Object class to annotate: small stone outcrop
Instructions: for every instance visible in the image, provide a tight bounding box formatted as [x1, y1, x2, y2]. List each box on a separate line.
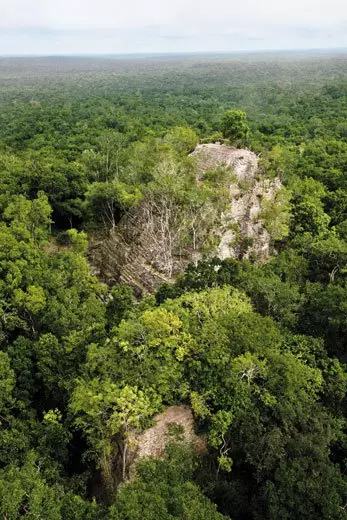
[191, 143, 282, 261]
[191, 143, 258, 179]
[128, 405, 206, 478]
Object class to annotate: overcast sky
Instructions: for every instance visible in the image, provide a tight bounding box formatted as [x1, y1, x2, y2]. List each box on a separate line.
[1, 0, 347, 55]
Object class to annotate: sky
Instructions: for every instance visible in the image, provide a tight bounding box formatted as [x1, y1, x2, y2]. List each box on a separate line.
[1, 0, 347, 55]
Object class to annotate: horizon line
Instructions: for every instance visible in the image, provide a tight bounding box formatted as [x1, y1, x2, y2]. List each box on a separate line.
[1, 46, 347, 59]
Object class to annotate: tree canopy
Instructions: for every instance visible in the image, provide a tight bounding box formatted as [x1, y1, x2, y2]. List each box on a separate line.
[0, 54, 346, 520]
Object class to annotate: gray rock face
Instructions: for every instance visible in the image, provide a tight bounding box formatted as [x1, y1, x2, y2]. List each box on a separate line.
[191, 143, 258, 180]
[191, 143, 282, 261]
[127, 405, 206, 480]
[89, 143, 282, 294]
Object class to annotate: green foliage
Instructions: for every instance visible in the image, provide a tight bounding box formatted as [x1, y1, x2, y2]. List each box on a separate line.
[4, 191, 52, 242]
[0, 452, 61, 520]
[221, 110, 250, 143]
[0, 351, 15, 413]
[106, 284, 135, 327]
[290, 177, 331, 238]
[57, 229, 89, 254]
[264, 437, 347, 520]
[84, 181, 142, 228]
[83, 130, 129, 183]
[259, 186, 291, 241]
[0, 451, 102, 520]
[164, 126, 199, 154]
[109, 446, 227, 520]
[71, 381, 160, 491]
[0, 55, 347, 520]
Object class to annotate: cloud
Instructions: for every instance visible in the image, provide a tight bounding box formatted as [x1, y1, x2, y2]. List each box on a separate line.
[1, 0, 347, 54]
[3, 0, 347, 28]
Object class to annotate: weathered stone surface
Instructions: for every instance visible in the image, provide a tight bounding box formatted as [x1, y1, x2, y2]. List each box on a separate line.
[192, 143, 281, 261]
[89, 143, 282, 293]
[191, 143, 258, 180]
[128, 405, 206, 478]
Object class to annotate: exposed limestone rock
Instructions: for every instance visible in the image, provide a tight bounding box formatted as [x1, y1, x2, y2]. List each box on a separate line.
[191, 143, 282, 261]
[191, 143, 258, 180]
[128, 405, 206, 478]
[88, 215, 173, 295]
[89, 143, 282, 294]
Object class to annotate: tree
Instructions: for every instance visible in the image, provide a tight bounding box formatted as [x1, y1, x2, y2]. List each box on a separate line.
[109, 445, 228, 520]
[0, 351, 15, 415]
[142, 156, 229, 276]
[0, 451, 102, 520]
[221, 110, 250, 143]
[4, 191, 52, 243]
[70, 381, 159, 492]
[259, 186, 292, 241]
[299, 282, 347, 357]
[106, 284, 135, 328]
[84, 181, 142, 229]
[83, 130, 128, 183]
[264, 434, 347, 520]
[0, 452, 61, 520]
[289, 177, 330, 239]
[164, 126, 199, 155]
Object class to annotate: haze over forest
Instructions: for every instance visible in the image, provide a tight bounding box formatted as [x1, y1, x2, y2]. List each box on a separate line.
[1, 0, 347, 55]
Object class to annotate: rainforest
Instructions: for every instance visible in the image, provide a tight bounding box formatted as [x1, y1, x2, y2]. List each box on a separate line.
[0, 52, 347, 519]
